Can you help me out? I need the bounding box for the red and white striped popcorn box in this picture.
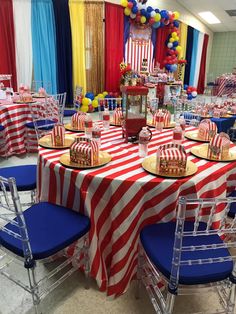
[71,112,86,129]
[201,109,208,117]
[208,132,230,160]
[231,106,236,114]
[38,87,46,96]
[51,124,65,146]
[156,143,187,174]
[153,110,170,127]
[198,119,217,141]
[163,111,171,127]
[70,137,99,166]
[113,108,123,125]
[213,109,221,118]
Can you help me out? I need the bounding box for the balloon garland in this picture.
[184,85,198,100]
[121,1,183,73]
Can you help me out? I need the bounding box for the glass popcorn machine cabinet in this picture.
[121,86,149,142]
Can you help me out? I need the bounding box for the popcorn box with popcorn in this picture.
[71,112,86,130]
[38,87,46,96]
[51,124,65,146]
[198,119,217,141]
[70,137,99,166]
[156,143,187,174]
[113,107,123,125]
[208,132,230,160]
[153,109,170,127]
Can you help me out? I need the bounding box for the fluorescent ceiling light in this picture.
[198,11,221,24]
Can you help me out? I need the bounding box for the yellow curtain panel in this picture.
[69,0,87,93]
[179,22,188,82]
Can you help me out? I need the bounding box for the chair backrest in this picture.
[182,112,201,126]
[29,99,59,140]
[0,176,33,263]
[49,93,67,123]
[169,197,236,292]
[31,80,52,94]
[98,98,122,111]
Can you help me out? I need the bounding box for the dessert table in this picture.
[37,125,236,297]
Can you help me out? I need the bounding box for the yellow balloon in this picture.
[175,36,179,41]
[82,97,90,107]
[172,32,177,38]
[92,99,99,108]
[169,38,174,43]
[97,93,104,99]
[124,8,131,16]
[95,96,98,100]
[103,91,108,96]
[140,16,146,24]
[176,46,182,53]
[80,105,89,112]
[173,11,180,20]
[154,13,161,22]
[121,0,128,7]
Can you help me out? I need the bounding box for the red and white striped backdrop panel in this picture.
[0,102,34,156]
[37,125,236,297]
[125,38,154,73]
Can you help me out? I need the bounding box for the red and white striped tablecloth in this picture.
[37,125,236,297]
[0,101,32,156]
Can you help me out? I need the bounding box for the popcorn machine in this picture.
[121,86,149,142]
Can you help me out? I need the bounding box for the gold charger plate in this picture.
[191,144,236,162]
[110,120,122,127]
[185,131,210,143]
[201,115,212,119]
[38,135,75,149]
[32,93,47,98]
[147,121,176,129]
[59,151,112,169]
[142,155,197,178]
[64,123,84,132]
[227,111,236,115]
[13,100,36,104]
[221,114,232,118]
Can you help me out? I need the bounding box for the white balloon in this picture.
[167,43,173,48]
[192,91,198,97]
[137,3,142,10]
[130,13,136,19]
[150,11,156,17]
[140,4,146,10]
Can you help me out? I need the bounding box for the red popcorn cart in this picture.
[121,86,149,142]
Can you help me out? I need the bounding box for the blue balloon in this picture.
[85,92,94,100]
[153,21,161,29]
[147,6,153,13]
[165,64,171,71]
[160,10,168,19]
[171,64,178,72]
[140,9,146,16]
[184,84,188,90]
[160,22,165,28]
[187,94,193,100]
[132,6,138,14]
[173,21,179,28]
[173,41,179,47]
[155,8,160,13]
[146,12,151,19]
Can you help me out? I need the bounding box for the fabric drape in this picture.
[31,0,57,94]
[105,3,124,93]
[184,26,194,86]
[193,32,204,87]
[154,26,171,69]
[197,34,209,94]
[13,0,32,88]
[52,0,73,104]
[0,0,17,90]
[85,2,104,95]
[189,29,200,86]
[69,0,86,93]
[179,22,187,82]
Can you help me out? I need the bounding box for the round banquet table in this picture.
[37,124,236,297]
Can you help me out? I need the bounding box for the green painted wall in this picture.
[208,32,236,82]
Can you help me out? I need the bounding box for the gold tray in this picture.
[185,131,210,143]
[191,144,236,162]
[110,120,122,127]
[221,114,232,118]
[227,111,236,115]
[147,121,176,129]
[32,93,47,98]
[201,115,212,119]
[38,135,75,149]
[59,151,112,169]
[13,100,36,104]
[142,155,198,178]
[64,123,84,132]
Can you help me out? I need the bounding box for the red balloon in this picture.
[136,15,141,22]
[149,17,155,25]
[127,2,133,8]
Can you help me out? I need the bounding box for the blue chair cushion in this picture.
[140,222,233,285]
[0,125,5,131]
[64,109,77,117]
[228,190,236,218]
[26,119,55,130]
[0,165,37,191]
[0,202,90,260]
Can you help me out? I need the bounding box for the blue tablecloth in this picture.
[210,116,235,133]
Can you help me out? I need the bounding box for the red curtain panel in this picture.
[154,26,171,69]
[0,0,17,90]
[197,33,209,94]
[105,3,124,93]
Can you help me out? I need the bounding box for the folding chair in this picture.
[137,196,236,314]
[0,176,90,313]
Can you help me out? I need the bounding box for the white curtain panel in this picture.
[193,32,204,87]
[13,0,32,88]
